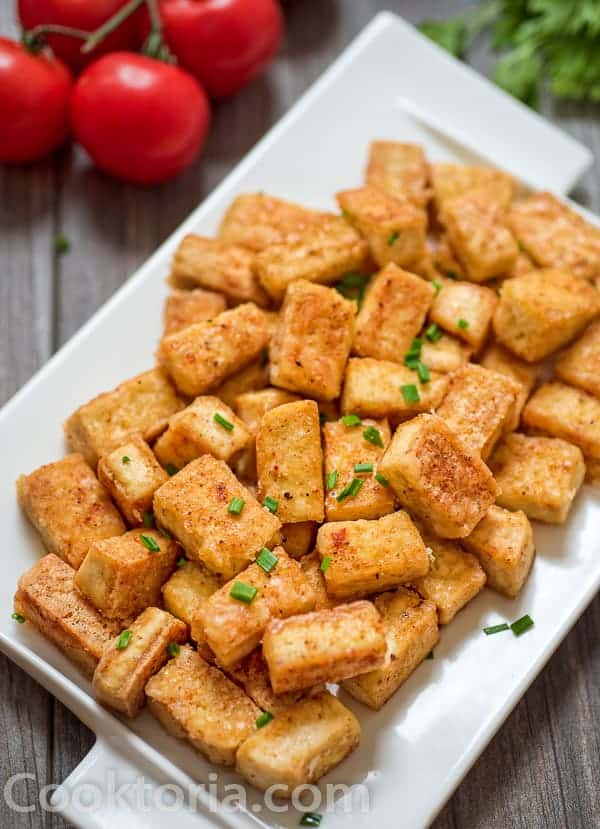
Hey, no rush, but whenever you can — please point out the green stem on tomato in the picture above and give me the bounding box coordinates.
[22,24,92,54]
[81,0,147,53]
[142,0,175,63]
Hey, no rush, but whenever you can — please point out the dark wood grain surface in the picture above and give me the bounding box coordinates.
[1,2,599,827]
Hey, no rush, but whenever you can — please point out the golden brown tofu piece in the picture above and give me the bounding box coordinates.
[479,342,539,425]
[316,511,429,600]
[226,649,318,715]
[431,163,516,223]
[14,554,120,677]
[146,645,260,765]
[300,551,339,610]
[158,303,271,398]
[269,280,356,401]
[154,455,281,579]
[429,279,498,350]
[162,560,222,626]
[586,457,600,485]
[555,320,600,398]
[163,288,227,338]
[75,529,178,621]
[64,369,184,468]
[342,587,439,709]
[420,332,472,374]
[263,601,386,694]
[16,454,125,569]
[341,358,448,421]
[489,433,585,523]
[97,435,168,527]
[92,607,187,718]
[379,414,497,538]
[433,233,465,280]
[214,359,270,410]
[193,548,315,669]
[353,264,434,361]
[366,140,431,208]
[236,692,360,794]
[508,191,600,281]
[256,400,325,523]
[493,268,600,362]
[218,193,325,252]
[337,186,427,269]
[523,382,600,461]
[169,235,268,306]
[463,506,535,598]
[435,364,521,458]
[279,522,316,558]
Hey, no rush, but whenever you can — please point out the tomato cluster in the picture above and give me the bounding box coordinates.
[0,0,283,184]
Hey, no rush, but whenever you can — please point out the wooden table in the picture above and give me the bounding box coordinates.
[2,2,599,827]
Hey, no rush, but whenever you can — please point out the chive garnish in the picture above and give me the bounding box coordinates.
[326,470,339,491]
[320,556,331,573]
[457,318,469,330]
[336,477,363,501]
[256,547,278,574]
[176,557,187,568]
[165,463,178,476]
[143,511,155,528]
[263,496,279,514]
[11,613,26,624]
[511,614,534,636]
[387,230,400,246]
[230,581,258,604]
[116,630,132,650]
[300,814,322,826]
[256,711,274,729]
[375,473,390,487]
[363,426,383,448]
[140,534,160,553]
[401,384,420,404]
[121,456,131,464]
[167,642,180,658]
[158,526,172,539]
[228,497,245,515]
[417,362,430,383]
[342,414,362,427]
[354,462,374,473]
[425,323,442,343]
[54,234,70,255]
[483,623,510,636]
[214,412,234,431]
[432,279,443,295]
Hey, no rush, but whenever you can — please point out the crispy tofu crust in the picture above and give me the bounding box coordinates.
[162,288,227,339]
[429,279,498,350]
[92,607,187,718]
[215,359,271,409]
[523,382,600,461]
[279,521,316,558]
[300,551,340,610]
[479,342,539,425]
[379,414,497,538]
[146,645,260,766]
[366,140,431,208]
[162,560,222,626]
[420,333,472,374]
[316,511,429,599]
[263,601,386,693]
[430,163,516,223]
[14,554,120,677]
[555,320,600,398]
[236,692,360,794]
[226,649,318,715]
[17,453,125,569]
[342,587,439,709]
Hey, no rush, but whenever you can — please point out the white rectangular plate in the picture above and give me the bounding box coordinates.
[1,12,597,829]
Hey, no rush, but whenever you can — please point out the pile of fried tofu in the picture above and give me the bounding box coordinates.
[15,140,600,795]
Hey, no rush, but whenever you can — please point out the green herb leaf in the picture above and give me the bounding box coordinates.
[354,462,374,473]
[121,455,131,464]
[256,547,278,574]
[300,814,322,827]
[457,318,469,330]
[54,233,71,255]
[143,511,155,528]
[387,230,400,246]
[256,711,274,729]
[425,323,442,343]
[116,630,132,650]
[375,472,390,487]
[401,384,420,404]
[342,414,362,427]
[176,557,187,569]
[167,642,180,658]
[417,362,430,383]
[432,279,443,295]
[165,463,178,476]
[214,412,234,431]
[336,477,364,502]
[140,534,160,553]
[230,581,258,604]
[11,612,26,624]
[320,556,331,573]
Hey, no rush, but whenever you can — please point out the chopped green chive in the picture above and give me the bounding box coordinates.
[401,384,420,404]
[116,630,132,650]
[257,547,278,574]
[404,337,422,362]
[228,497,245,515]
[263,496,279,514]
[165,463,178,476]
[425,650,434,659]
[256,711,274,729]
[354,462,374,473]
[457,318,469,330]
[121,455,131,464]
[300,813,322,826]
[363,426,383,448]
[11,612,26,624]
[230,581,258,604]
[483,623,510,636]
[214,412,234,431]
[417,362,430,383]
[334,272,371,306]
[176,557,187,568]
[342,414,362,427]
[326,470,339,491]
[341,209,352,221]
[143,511,155,528]
[140,534,160,553]
[54,233,70,255]
[158,526,172,539]
[511,614,534,636]
[320,556,331,573]
[375,473,390,487]
[387,230,400,246]
[336,477,364,501]
[425,323,442,343]
[432,279,443,295]
[167,642,181,658]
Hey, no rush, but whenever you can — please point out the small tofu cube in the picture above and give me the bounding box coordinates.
[366,140,431,207]
[269,280,356,401]
[462,506,535,597]
[17,454,125,569]
[14,554,120,677]
[479,342,539,425]
[429,279,498,350]
[279,522,316,558]
[219,193,325,252]
[433,233,465,280]
[585,457,600,485]
[146,645,260,765]
[215,359,270,409]
[420,332,472,374]
[341,358,448,421]
[435,364,521,458]
[555,320,600,398]
[523,382,600,461]
[169,235,268,306]
[92,607,187,718]
[300,551,339,610]
[163,288,227,338]
[97,435,168,526]
[337,186,427,268]
[64,368,184,467]
[226,649,317,715]
[263,601,386,693]
[353,264,434,361]
[316,511,429,599]
[430,163,515,223]
[256,400,325,523]
[75,529,178,620]
[158,303,271,398]
[489,433,585,523]
[236,692,360,794]
[412,533,486,624]
[379,414,497,538]
[154,455,281,579]
[493,268,600,362]
[342,587,439,709]
[162,560,222,626]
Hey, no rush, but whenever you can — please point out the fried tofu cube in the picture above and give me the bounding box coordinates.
[193,549,315,669]
[263,601,386,693]
[300,551,339,610]
[64,369,184,467]
[337,186,427,268]
[435,364,521,458]
[97,435,168,526]
[479,342,539,425]
[92,607,187,718]
[462,506,535,597]
[341,358,448,421]
[508,191,600,281]
[154,455,281,579]
[585,457,600,485]
[236,692,360,794]
[163,288,227,338]
[555,320,600,398]
[227,649,319,715]
[279,522,316,558]
[420,332,472,374]
[219,193,325,252]
[366,140,431,207]
[256,400,324,523]
[74,529,178,620]
[158,303,271,398]
[342,587,439,709]
[17,454,125,569]
[523,382,600,461]
[433,233,465,280]
[430,163,516,223]
[489,433,585,523]
[316,511,429,599]
[14,554,120,677]
[146,645,260,766]
[169,235,268,306]
[215,359,270,409]
[269,281,355,401]
[162,560,222,626]
[493,268,600,362]
[412,533,486,624]
[379,414,497,538]
[429,279,498,350]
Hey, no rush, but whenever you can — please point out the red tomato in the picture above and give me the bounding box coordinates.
[71,53,211,184]
[0,38,72,165]
[156,0,283,98]
[18,0,144,72]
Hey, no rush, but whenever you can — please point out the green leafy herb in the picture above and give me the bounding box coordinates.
[432,279,443,295]
[117,630,132,650]
[256,711,274,729]
[256,547,278,574]
[121,455,131,464]
[143,511,155,528]
[230,581,258,604]
[11,612,26,624]
[214,412,234,431]
[354,462,374,473]
[425,323,442,343]
[483,623,510,636]
[326,470,339,491]
[54,233,71,255]
[167,642,180,658]
[176,557,187,569]
[416,362,430,383]
[457,318,469,330]
[336,477,364,502]
[263,496,279,514]
[342,414,362,427]
[511,614,534,637]
[158,526,172,540]
[387,230,400,246]
[375,472,390,487]
[140,534,160,553]
[228,497,245,515]
[300,814,322,827]
[165,463,178,476]
[363,425,383,448]
[320,556,331,573]
[401,384,420,404]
